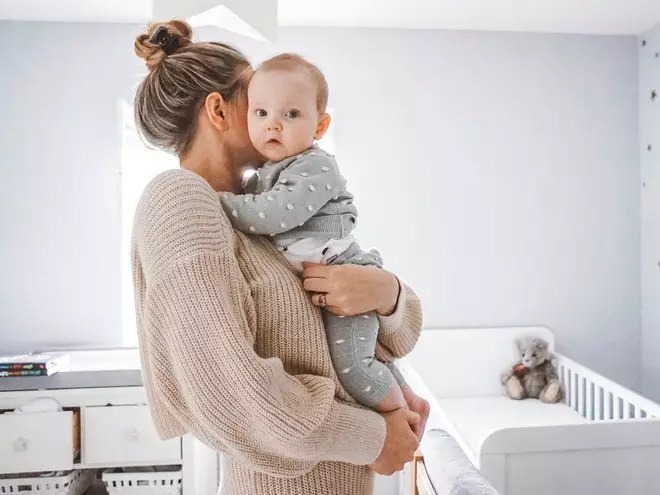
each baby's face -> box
[247,69,321,162]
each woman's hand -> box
[302,262,400,317]
[369,408,420,475]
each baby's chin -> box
[257,141,308,163]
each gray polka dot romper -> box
[218,144,405,407]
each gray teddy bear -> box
[500,336,563,403]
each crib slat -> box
[614,396,622,419]
[578,376,585,416]
[624,401,632,419]
[595,387,603,420]
[557,354,660,421]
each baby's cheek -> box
[247,121,263,142]
[287,133,313,155]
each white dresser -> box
[0,348,219,495]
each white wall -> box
[0,21,143,352]
[0,24,641,392]
[268,28,642,391]
[640,23,660,401]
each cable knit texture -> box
[131,169,424,495]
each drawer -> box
[84,405,181,465]
[0,410,74,474]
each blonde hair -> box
[257,53,329,113]
[133,20,251,156]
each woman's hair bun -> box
[134,20,193,71]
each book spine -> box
[0,363,49,371]
[0,369,53,377]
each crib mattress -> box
[438,396,588,458]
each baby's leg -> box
[385,362,430,438]
[325,308,429,438]
[324,309,406,412]
[324,242,406,411]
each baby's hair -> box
[257,53,329,113]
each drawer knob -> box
[13,437,28,452]
[126,428,140,441]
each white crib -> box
[398,326,660,495]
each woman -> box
[131,19,424,495]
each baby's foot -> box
[403,388,430,439]
[411,395,430,439]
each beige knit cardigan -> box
[131,169,424,495]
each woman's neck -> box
[180,142,243,193]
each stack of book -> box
[0,352,70,378]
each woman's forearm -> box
[375,270,401,316]
[376,281,423,360]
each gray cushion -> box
[422,429,501,495]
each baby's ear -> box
[314,113,331,140]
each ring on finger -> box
[318,293,327,308]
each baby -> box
[218,53,429,437]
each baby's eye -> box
[532,353,537,358]
[285,110,300,118]
[255,109,267,117]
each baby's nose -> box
[267,119,282,131]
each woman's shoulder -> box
[132,169,234,270]
[136,169,231,226]
[138,169,221,211]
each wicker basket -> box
[0,469,95,495]
[101,466,182,495]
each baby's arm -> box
[218,151,344,235]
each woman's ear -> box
[204,92,228,131]
[314,113,331,140]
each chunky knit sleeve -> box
[375,278,424,363]
[132,169,386,477]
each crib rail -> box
[557,354,660,421]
